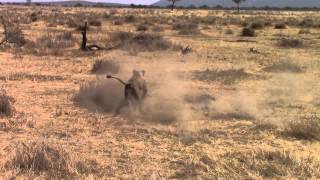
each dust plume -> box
[74,61,205,131]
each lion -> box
[107,70,147,115]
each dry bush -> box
[136,24,148,31]
[5,141,87,178]
[225,29,234,35]
[22,31,76,56]
[124,15,136,23]
[172,22,200,35]
[241,27,255,37]
[113,20,123,26]
[243,17,272,29]
[278,38,304,48]
[3,21,27,46]
[89,19,102,27]
[222,149,320,179]
[263,61,305,73]
[0,90,15,117]
[200,15,220,25]
[108,31,179,52]
[152,25,164,32]
[274,23,287,29]
[285,17,300,26]
[299,18,318,28]
[193,68,252,84]
[91,59,120,74]
[30,12,38,22]
[36,32,75,49]
[285,114,320,140]
[298,29,311,34]
[249,20,266,29]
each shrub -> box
[113,20,123,26]
[242,27,255,37]
[299,18,317,28]
[108,31,178,52]
[4,24,27,46]
[225,29,234,35]
[172,22,200,35]
[285,114,320,140]
[89,19,102,27]
[285,17,300,26]
[298,29,311,34]
[152,25,164,32]
[263,61,305,73]
[5,141,82,178]
[250,21,265,29]
[30,12,38,22]
[136,24,148,31]
[36,32,75,49]
[91,59,120,74]
[278,38,303,48]
[222,149,320,178]
[0,90,15,117]
[124,15,136,23]
[275,23,287,29]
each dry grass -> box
[278,38,304,48]
[299,29,311,34]
[263,61,305,73]
[275,22,287,29]
[221,149,320,179]
[0,6,320,179]
[0,90,15,117]
[136,24,148,31]
[285,114,320,140]
[108,31,179,52]
[4,141,86,178]
[241,27,255,37]
[172,22,201,35]
[88,19,102,27]
[193,68,253,84]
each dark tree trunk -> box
[171,1,175,10]
[80,22,88,50]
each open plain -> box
[0,5,320,179]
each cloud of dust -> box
[142,69,204,132]
[74,79,123,113]
[256,73,319,127]
[208,91,259,120]
[75,61,319,132]
[75,61,205,132]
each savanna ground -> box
[0,5,320,179]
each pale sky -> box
[1,0,159,5]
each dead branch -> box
[80,22,119,51]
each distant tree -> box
[167,0,181,10]
[200,5,209,9]
[26,0,31,5]
[232,0,246,12]
[74,3,83,7]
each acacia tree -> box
[167,0,181,10]
[232,0,246,13]
[26,0,31,5]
